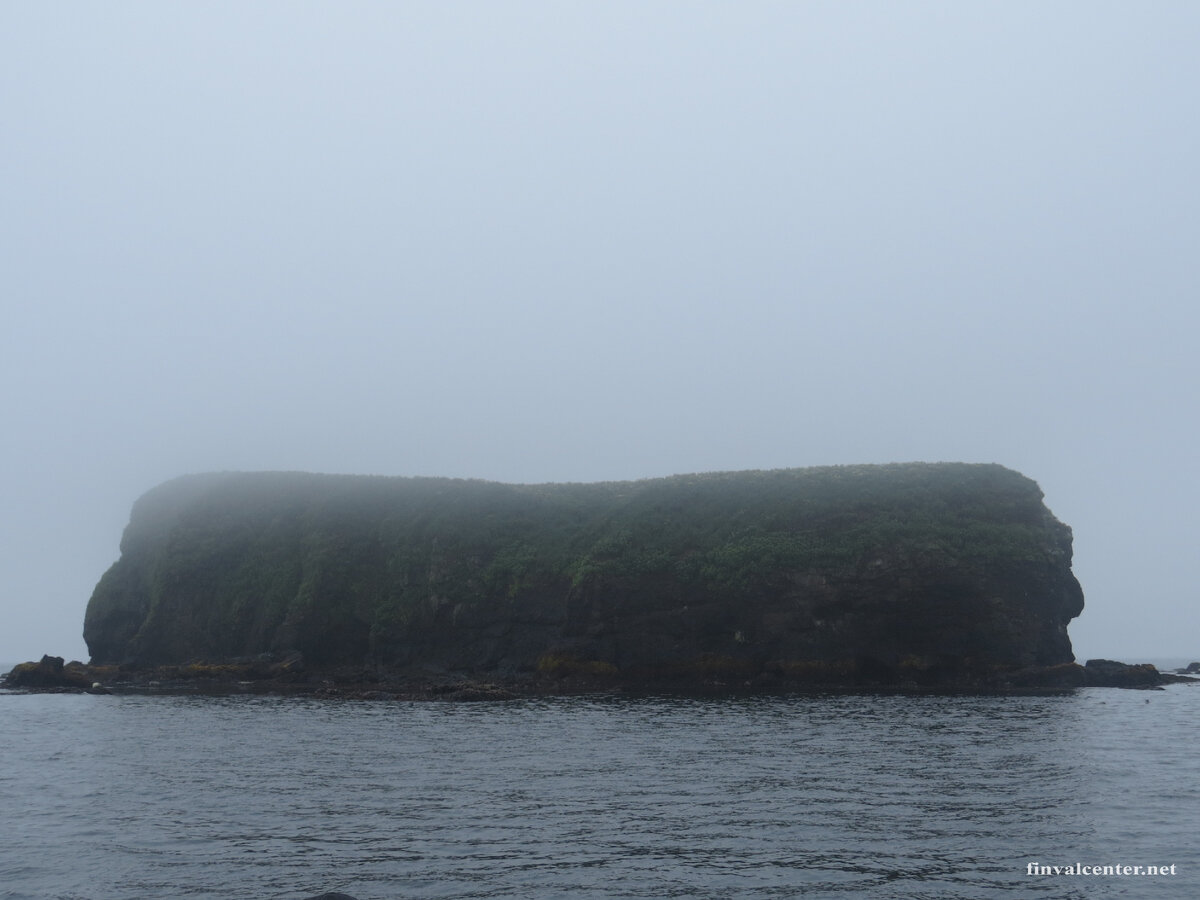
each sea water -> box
[1,685,1197,900]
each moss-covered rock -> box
[3,655,92,690]
[83,463,1085,682]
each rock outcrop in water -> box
[83,463,1085,687]
[4,655,91,690]
[1082,658,1163,688]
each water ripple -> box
[1,688,1197,899]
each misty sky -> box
[3,2,1197,664]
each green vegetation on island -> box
[83,463,1084,682]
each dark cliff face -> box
[83,464,1084,678]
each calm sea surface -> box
[1,684,1197,900]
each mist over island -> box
[3,5,1198,898]
[63,462,1097,691]
[2,3,1198,666]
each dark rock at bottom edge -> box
[6,655,1197,697]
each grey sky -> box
[3,2,1197,664]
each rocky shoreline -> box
[4,653,1196,699]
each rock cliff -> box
[83,463,1084,684]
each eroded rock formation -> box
[83,463,1085,685]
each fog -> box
[3,2,1197,665]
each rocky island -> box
[62,462,1104,694]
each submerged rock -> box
[83,463,1086,688]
